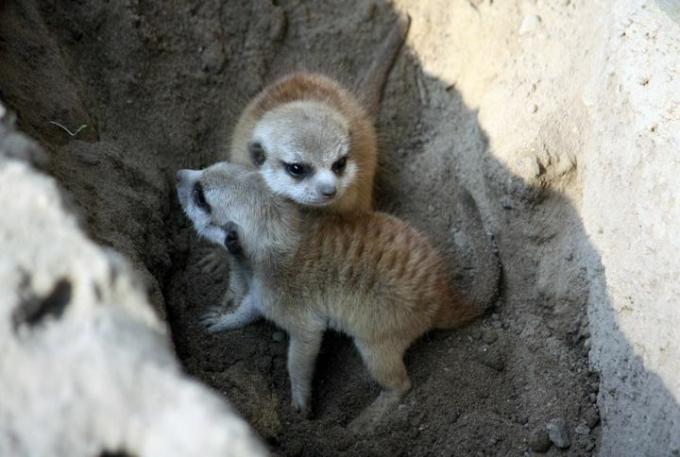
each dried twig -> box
[49,121,87,137]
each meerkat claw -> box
[197,250,225,275]
[199,307,228,332]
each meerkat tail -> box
[434,295,487,330]
[436,189,501,329]
[358,13,411,119]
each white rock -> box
[0,111,266,457]
[519,15,542,35]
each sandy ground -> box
[0,0,601,455]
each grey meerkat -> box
[202,14,411,312]
[176,163,485,429]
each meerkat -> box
[202,14,411,309]
[229,14,410,212]
[176,162,485,429]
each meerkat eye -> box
[284,162,309,179]
[248,142,266,167]
[332,156,348,175]
[193,181,211,213]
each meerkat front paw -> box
[200,306,232,333]
[200,294,263,333]
[197,249,226,275]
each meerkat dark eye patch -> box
[332,156,348,175]
[284,162,311,179]
[248,141,266,167]
[193,181,211,213]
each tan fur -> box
[229,72,377,213]
[178,163,482,427]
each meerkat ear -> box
[248,141,266,167]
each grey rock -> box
[482,328,498,344]
[575,423,591,435]
[478,348,505,371]
[584,406,601,428]
[547,418,571,449]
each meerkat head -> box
[247,100,357,207]
[176,162,299,260]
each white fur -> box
[252,101,356,207]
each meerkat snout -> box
[319,183,337,198]
[176,169,205,211]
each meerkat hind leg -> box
[287,329,324,417]
[348,339,412,434]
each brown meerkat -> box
[229,14,410,213]
[176,163,484,429]
[203,14,411,309]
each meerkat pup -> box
[204,14,411,310]
[177,163,484,429]
[229,14,410,212]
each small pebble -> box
[269,8,288,42]
[575,423,591,435]
[201,41,225,73]
[584,407,600,428]
[478,348,505,371]
[528,103,538,114]
[519,15,542,35]
[363,2,377,21]
[528,427,552,453]
[482,329,498,344]
[547,417,571,449]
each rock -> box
[584,406,601,428]
[201,41,225,73]
[269,7,288,42]
[519,15,541,35]
[575,423,591,435]
[478,347,505,371]
[482,328,498,344]
[547,418,571,449]
[0,112,266,457]
[528,427,552,453]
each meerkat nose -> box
[320,183,337,198]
